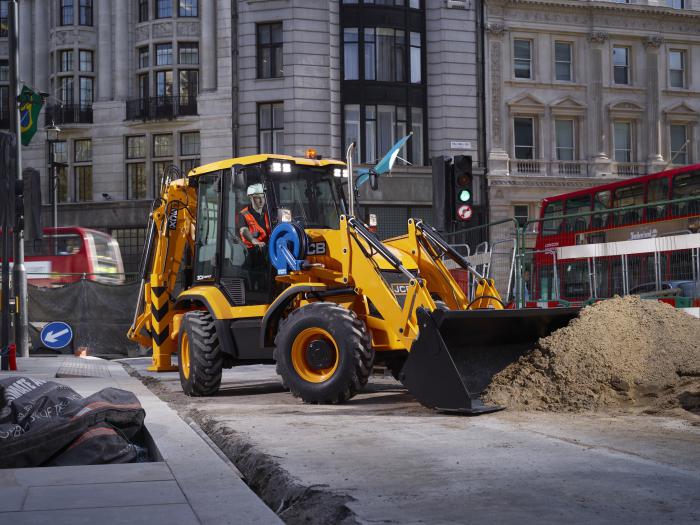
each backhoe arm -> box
[127,178,197,371]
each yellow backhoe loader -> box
[128,142,577,414]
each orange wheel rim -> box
[180,332,191,379]
[290,327,339,383]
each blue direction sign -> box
[40,322,73,350]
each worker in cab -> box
[239,183,271,249]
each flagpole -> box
[9,0,28,358]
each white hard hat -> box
[247,183,264,196]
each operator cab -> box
[191,155,348,306]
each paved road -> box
[126,360,700,525]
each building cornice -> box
[494,0,700,20]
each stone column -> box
[201,0,217,91]
[114,0,129,99]
[587,32,610,176]
[97,0,113,101]
[643,36,664,167]
[19,0,33,85]
[33,0,48,92]
[486,23,509,176]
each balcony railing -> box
[508,159,592,177]
[613,162,646,177]
[45,104,93,125]
[125,95,198,121]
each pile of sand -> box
[484,295,700,414]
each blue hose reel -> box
[268,222,308,275]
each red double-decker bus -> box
[3,226,125,286]
[530,164,700,303]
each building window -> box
[343,104,424,166]
[613,121,632,162]
[365,28,405,82]
[127,164,147,199]
[410,32,421,84]
[155,0,172,18]
[60,0,74,26]
[179,0,197,17]
[670,124,689,164]
[75,166,92,201]
[613,46,630,85]
[180,131,200,174]
[153,134,173,157]
[344,28,359,80]
[126,136,146,199]
[79,50,93,72]
[668,0,684,8]
[79,0,92,26]
[0,60,6,81]
[513,39,532,79]
[0,1,8,38]
[59,76,74,104]
[155,43,173,66]
[79,77,93,108]
[179,70,198,100]
[156,70,173,96]
[138,47,149,69]
[258,102,284,153]
[555,119,575,161]
[138,0,148,22]
[514,117,535,159]
[257,22,283,79]
[60,50,73,72]
[178,42,199,65]
[554,42,572,82]
[669,50,686,88]
[127,135,146,159]
[514,204,529,228]
[139,73,149,99]
[74,139,91,162]
[153,161,171,193]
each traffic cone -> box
[8,343,16,371]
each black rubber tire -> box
[274,302,374,404]
[178,311,223,396]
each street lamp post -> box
[45,122,62,244]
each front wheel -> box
[274,302,374,404]
[178,311,223,396]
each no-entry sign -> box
[457,204,473,221]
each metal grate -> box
[221,278,246,306]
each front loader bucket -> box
[399,307,580,414]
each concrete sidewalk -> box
[0,356,281,525]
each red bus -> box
[9,226,125,286]
[531,164,700,303]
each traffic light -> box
[452,155,473,221]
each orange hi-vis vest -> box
[240,206,271,248]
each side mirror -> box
[232,165,246,190]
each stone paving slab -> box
[0,357,281,525]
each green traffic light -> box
[459,189,471,202]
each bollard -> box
[8,343,16,370]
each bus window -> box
[542,200,564,236]
[592,190,611,229]
[559,260,589,301]
[646,177,669,221]
[565,195,591,232]
[86,232,122,279]
[613,183,644,225]
[671,171,700,217]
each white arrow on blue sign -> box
[40,322,73,350]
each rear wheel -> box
[274,302,374,404]
[178,311,223,396]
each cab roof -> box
[188,154,346,177]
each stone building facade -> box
[485,0,700,231]
[0,0,482,271]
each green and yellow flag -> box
[19,85,43,146]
